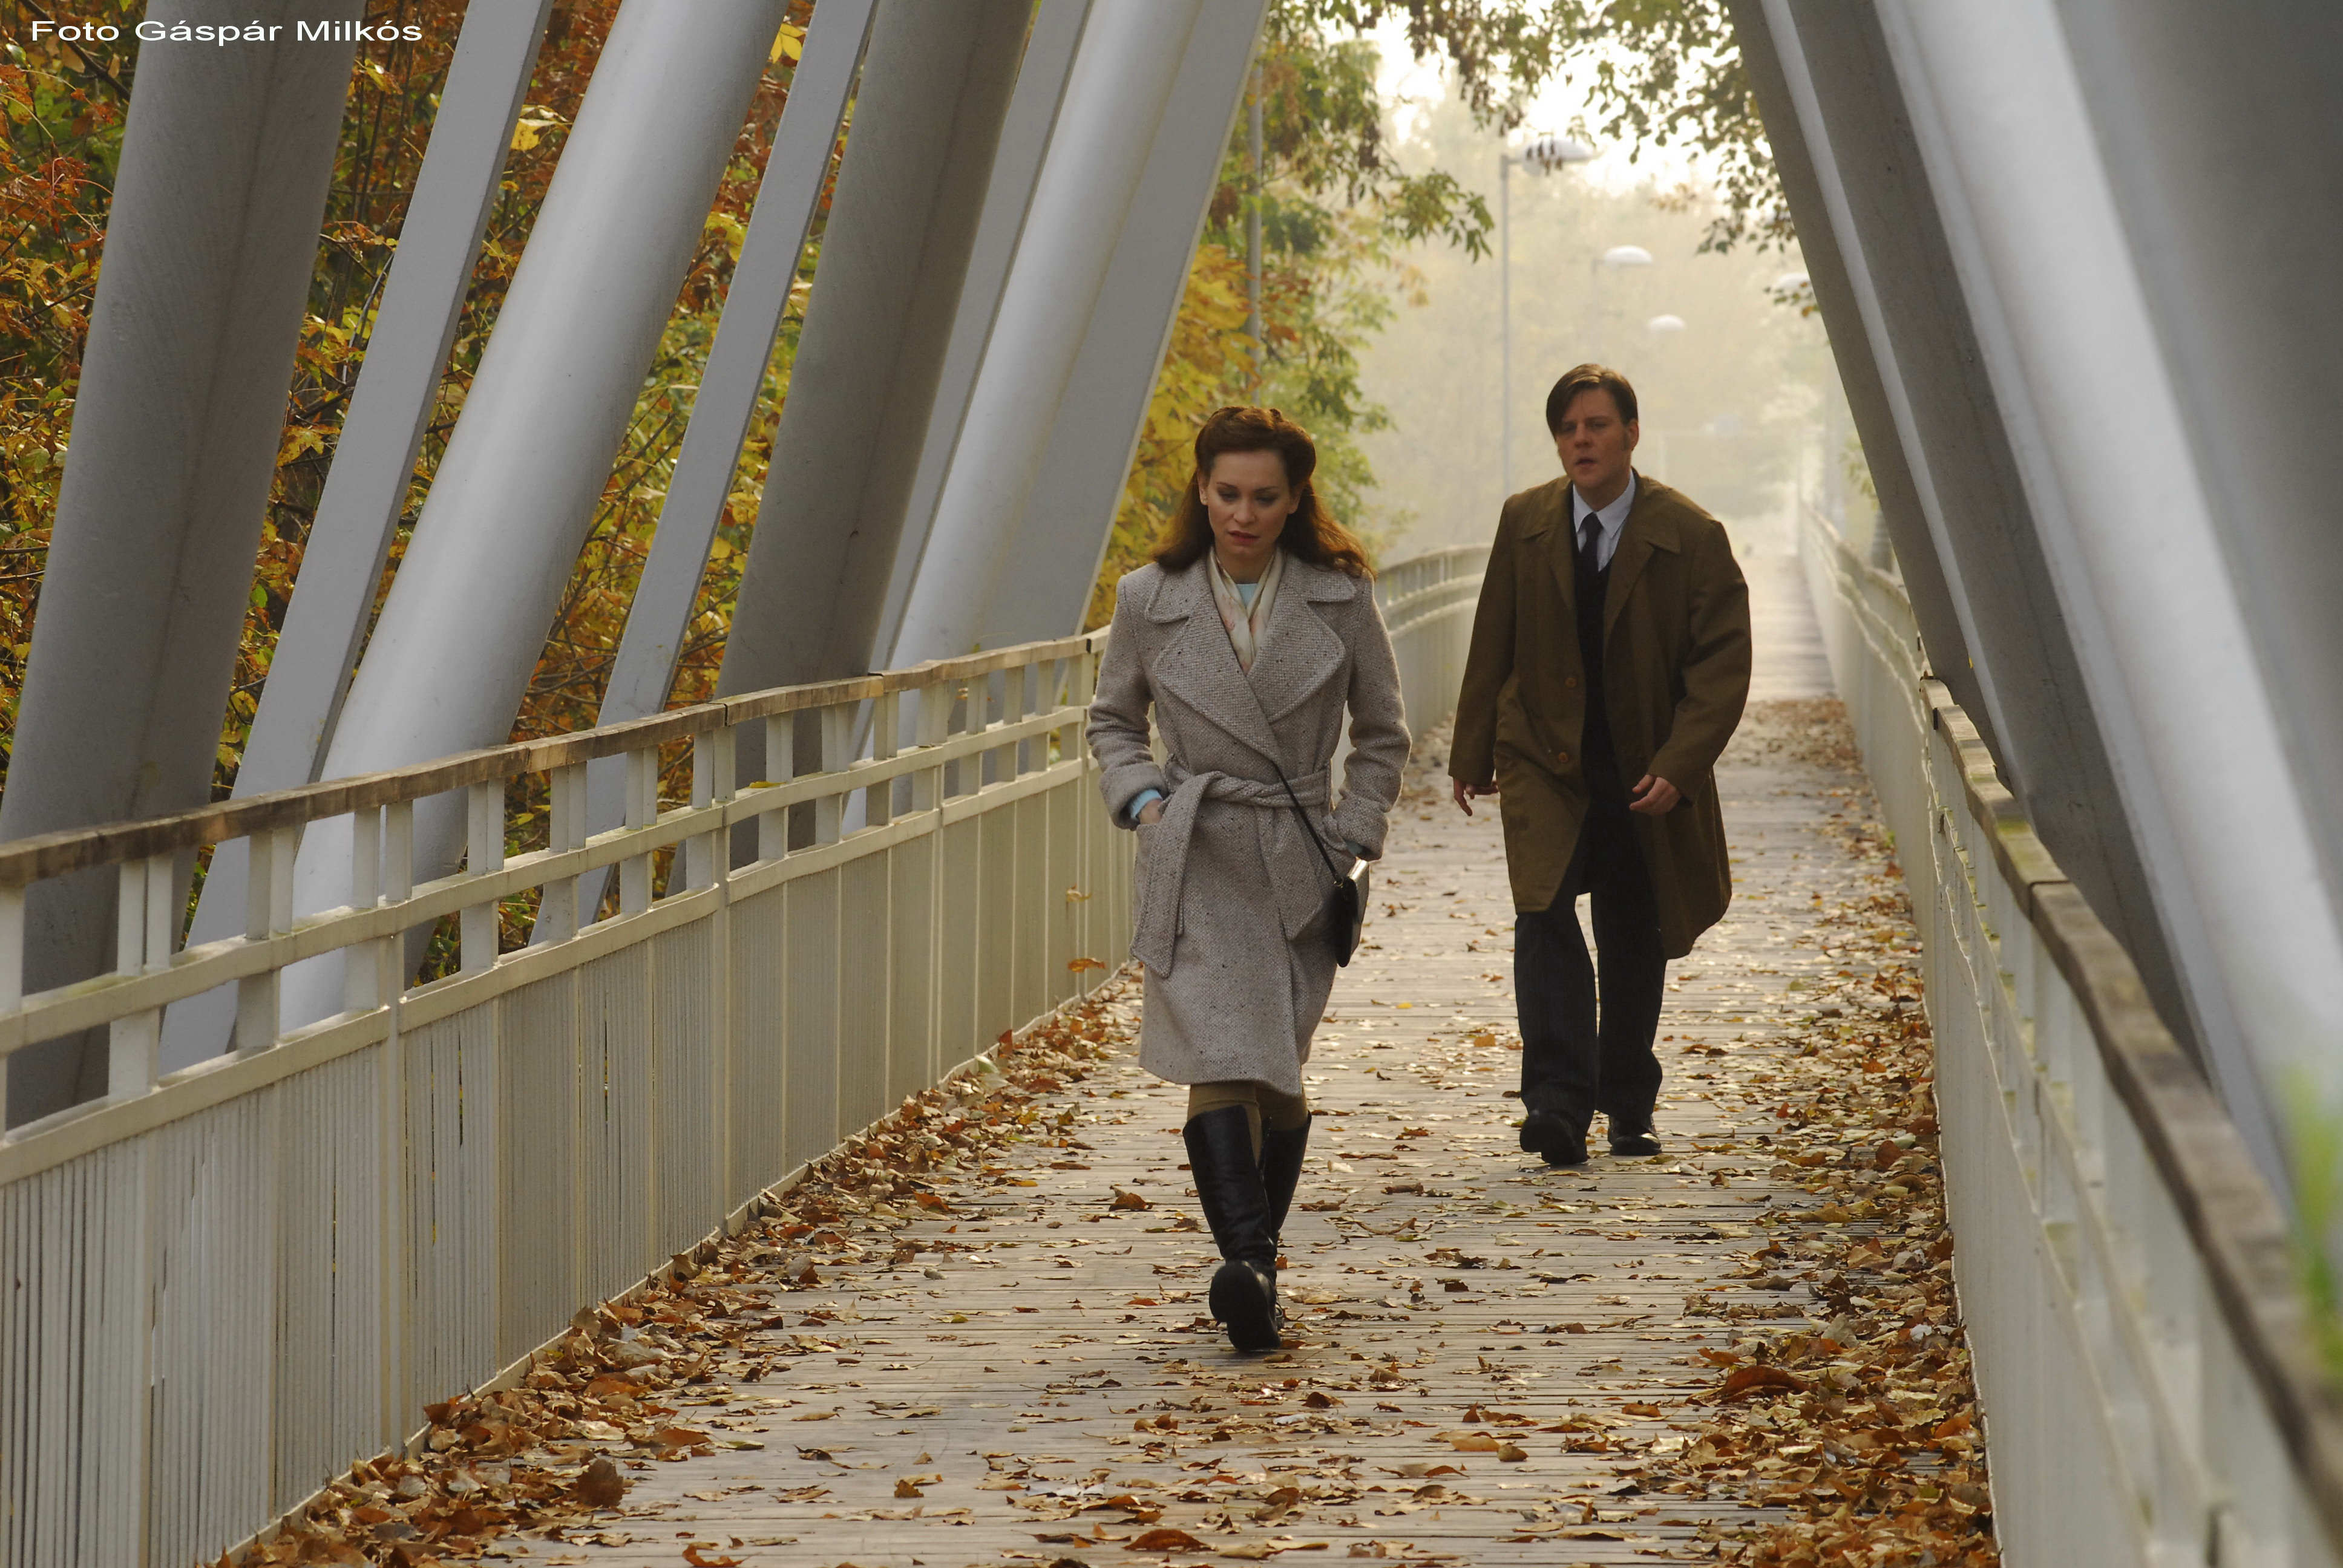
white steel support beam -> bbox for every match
[974,0,1269,652]
[280,0,787,1031]
[162,0,552,1069]
[1873,0,2336,1180]
[714,0,1030,713]
[890,0,1270,665]
[0,1,361,1124]
[562,0,877,928]
[867,0,1095,668]
[1729,0,2207,1090]
[2042,0,2343,921]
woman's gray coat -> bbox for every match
[1087,552,1411,1094]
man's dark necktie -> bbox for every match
[1575,511,1614,763]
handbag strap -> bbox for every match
[1272,766,1348,888]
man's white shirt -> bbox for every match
[1570,471,1638,572]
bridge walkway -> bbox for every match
[258,557,1996,1568]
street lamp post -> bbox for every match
[1587,242,1653,363]
[1499,133,1594,494]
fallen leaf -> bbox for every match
[1223,1541,1332,1560]
[1720,1365,1806,1400]
[1251,1485,1302,1520]
[1130,1527,1209,1552]
[573,1455,627,1509]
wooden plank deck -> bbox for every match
[287,560,1994,1568]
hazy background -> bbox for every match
[1348,51,1856,562]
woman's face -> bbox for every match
[1201,448,1300,581]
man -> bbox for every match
[1450,364,1751,1167]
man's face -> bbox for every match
[1551,387,1639,505]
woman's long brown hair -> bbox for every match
[1150,405,1374,577]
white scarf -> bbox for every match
[1207,547,1284,673]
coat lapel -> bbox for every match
[1516,481,1579,624]
[1248,557,1350,726]
[1145,560,1287,767]
[1601,472,1682,643]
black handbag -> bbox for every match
[1274,769,1369,966]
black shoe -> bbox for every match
[1184,1106,1282,1353]
[1519,1110,1588,1168]
[1608,1125,1664,1158]
[1259,1120,1311,1253]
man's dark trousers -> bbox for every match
[1513,769,1667,1137]
[1514,511,1668,1136]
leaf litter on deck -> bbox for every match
[224,699,1994,1568]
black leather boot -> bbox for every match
[1259,1120,1311,1254]
[1184,1106,1281,1353]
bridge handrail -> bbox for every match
[0,625,1135,1566]
[0,630,1103,890]
[0,554,1485,1566]
[1805,509,2343,1564]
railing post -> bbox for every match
[542,763,586,939]
[759,714,795,862]
[1046,655,1076,769]
[0,883,18,1126]
[1067,647,1100,993]
[621,745,658,913]
[238,826,295,1053]
[867,690,900,829]
[345,807,383,1013]
[0,885,18,1019]
[913,681,952,813]
[687,728,733,889]
[460,781,504,973]
[370,795,408,1451]
[814,702,852,846]
[385,801,415,909]
[999,663,1031,782]
[107,854,169,1096]
[944,682,974,800]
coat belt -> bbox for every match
[1130,762,1331,976]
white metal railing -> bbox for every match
[1374,544,1487,737]
[0,632,1131,1568]
[1803,511,2343,1566]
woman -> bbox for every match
[1088,406,1409,1354]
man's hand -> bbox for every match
[1628,774,1682,815]
[1452,777,1499,816]
[1138,798,1165,825]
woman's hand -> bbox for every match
[1138,798,1165,825]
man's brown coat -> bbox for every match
[1450,473,1752,959]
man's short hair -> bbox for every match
[1545,363,1639,432]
